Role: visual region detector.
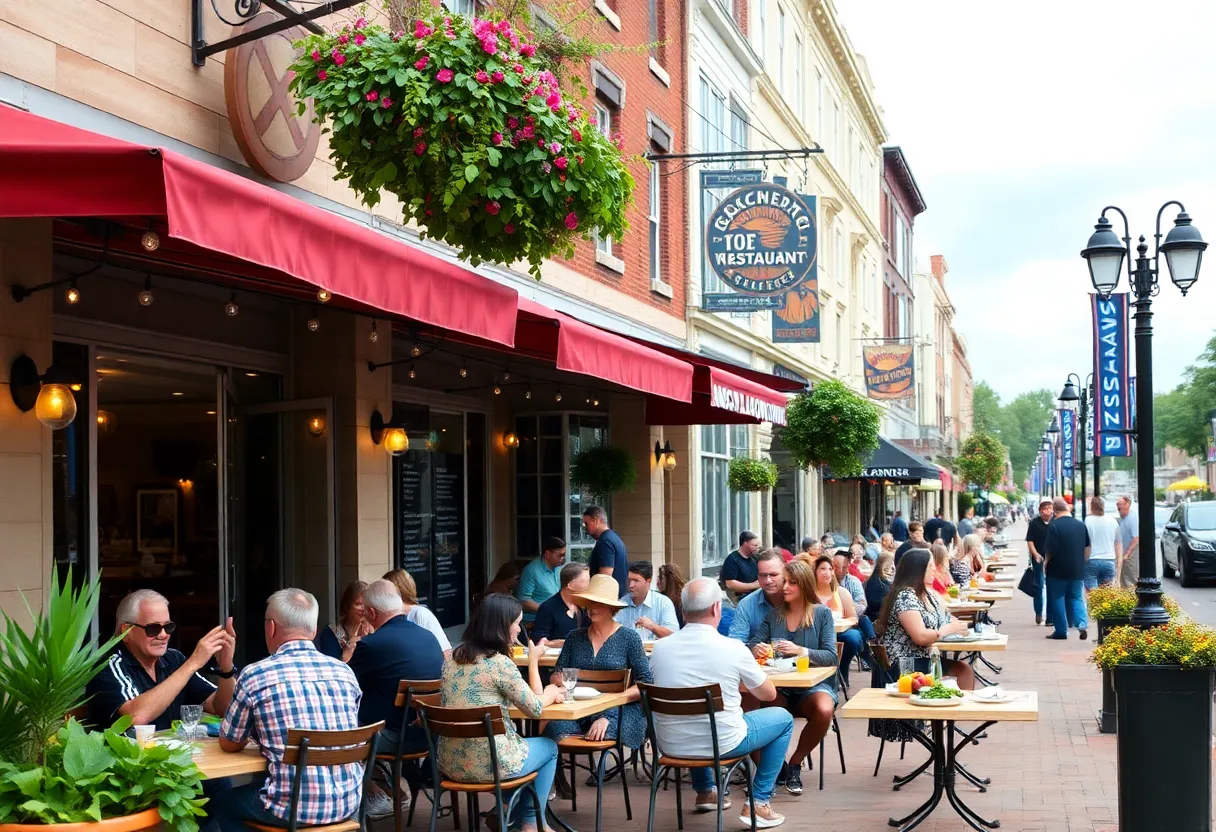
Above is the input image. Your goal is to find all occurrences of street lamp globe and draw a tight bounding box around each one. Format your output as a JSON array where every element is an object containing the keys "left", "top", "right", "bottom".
[
  {"left": 1160, "top": 210, "right": 1207, "bottom": 295},
  {"left": 1081, "top": 215, "right": 1126, "bottom": 297},
  {"left": 1058, "top": 380, "right": 1079, "bottom": 404},
  {"left": 1047, "top": 416, "right": 1060, "bottom": 435}
]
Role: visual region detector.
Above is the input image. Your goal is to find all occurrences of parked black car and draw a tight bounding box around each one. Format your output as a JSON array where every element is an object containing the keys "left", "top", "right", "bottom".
[{"left": 1162, "top": 502, "right": 1216, "bottom": 587}]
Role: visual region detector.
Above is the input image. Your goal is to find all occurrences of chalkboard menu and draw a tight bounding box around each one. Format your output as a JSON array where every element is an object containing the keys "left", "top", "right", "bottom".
[{"left": 393, "top": 446, "right": 466, "bottom": 628}]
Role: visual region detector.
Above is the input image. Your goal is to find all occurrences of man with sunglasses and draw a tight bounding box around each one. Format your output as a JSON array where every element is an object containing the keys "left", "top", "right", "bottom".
[{"left": 87, "top": 589, "right": 237, "bottom": 731}]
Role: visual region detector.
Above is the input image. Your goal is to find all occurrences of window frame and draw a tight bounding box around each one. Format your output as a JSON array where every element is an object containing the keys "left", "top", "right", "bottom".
[
  {"left": 700, "top": 424, "right": 751, "bottom": 571},
  {"left": 594, "top": 100, "right": 615, "bottom": 258}
]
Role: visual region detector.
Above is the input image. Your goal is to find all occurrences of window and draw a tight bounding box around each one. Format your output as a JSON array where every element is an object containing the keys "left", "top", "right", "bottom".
[
  {"left": 776, "top": 6, "right": 786, "bottom": 91},
  {"left": 834, "top": 223, "right": 845, "bottom": 286},
  {"left": 835, "top": 310, "right": 844, "bottom": 367},
  {"left": 649, "top": 154, "right": 661, "bottom": 285},
  {"left": 441, "top": 0, "right": 475, "bottom": 14},
  {"left": 700, "top": 76, "right": 729, "bottom": 294},
  {"left": 594, "top": 101, "right": 614, "bottom": 258},
  {"left": 700, "top": 424, "right": 751, "bottom": 569},
  {"left": 832, "top": 99, "right": 840, "bottom": 157},
  {"left": 815, "top": 69, "right": 825, "bottom": 144},
  {"left": 893, "top": 212, "right": 907, "bottom": 276},
  {"left": 649, "top": 0, "right": 665, "bottom": 63},
  {"left": 793, "top": 34, "right": 803, "bottom": 118},
  {"left": 755, "top": 0, "right": 766, "bottom": 58},
  {"left": 729, "top": 101, "right": 749, "bottom": 152}
]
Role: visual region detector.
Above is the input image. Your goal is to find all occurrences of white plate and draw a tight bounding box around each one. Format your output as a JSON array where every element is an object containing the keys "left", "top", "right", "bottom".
[
  {"left": 152, "top": 738, "right": 198, "bottom": 753},
  {"left": 908, "top": 694, "right": 965, "bottom": 707},
  {"left": 571, "top": 687, "right": 602, "bottom": 701},
  {"left": 884, "top": 683, "right": 911, "bottom": 698},
  {"left": 971, "top": 688, "right": 1019, "bottom": 704}
]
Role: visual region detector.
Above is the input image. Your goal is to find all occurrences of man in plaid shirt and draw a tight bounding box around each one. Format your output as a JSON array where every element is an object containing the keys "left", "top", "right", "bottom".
[{"left": 210, "top": 589, "right": 364, "bottom": 832}]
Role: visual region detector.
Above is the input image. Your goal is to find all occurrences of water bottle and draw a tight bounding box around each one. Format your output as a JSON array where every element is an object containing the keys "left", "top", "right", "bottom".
[{"left": 930, "top": 646, "right": 943, "bottom": 682}]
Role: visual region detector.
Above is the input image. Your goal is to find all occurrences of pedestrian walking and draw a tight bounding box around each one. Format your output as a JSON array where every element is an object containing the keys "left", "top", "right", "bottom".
[
  {"left": 1083, "top": 497, "right": 1121, "bottom": 591},
  {"left": 1044, "top": 497, "right": 1091, "bottom": 641},
  {"left": 1025, "top": 499, "right": 1053, "bottom": 625},
  {"left": 889, "top": 510, "right": 908, "bottom": 542},
  {"left": 1116, "top": 496, "right": 1140, "bottom": 588}
]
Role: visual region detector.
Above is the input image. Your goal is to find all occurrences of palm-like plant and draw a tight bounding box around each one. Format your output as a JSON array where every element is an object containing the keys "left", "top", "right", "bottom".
[{"left": 0, "top": 569, "right": 122, "bottom": 764}]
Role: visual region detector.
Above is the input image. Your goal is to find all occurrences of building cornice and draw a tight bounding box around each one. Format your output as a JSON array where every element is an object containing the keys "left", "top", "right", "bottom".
[
  {"left": 812, "top": 154, "right": 882, "bottom": 243},
  {"left": 757, "top": 75, "right": 813, "bottom": 148},
  {"left": 808, "top": 0, "right": 886, "bottom": 146},
  {"left": 694, "top": 0, "right": 764, "bottom": 78}
]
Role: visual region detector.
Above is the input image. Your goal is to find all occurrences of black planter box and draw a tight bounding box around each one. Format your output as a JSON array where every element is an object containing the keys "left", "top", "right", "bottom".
[
  {"left": 1114, "top": 664, "right": 1215, "bottom": 832},
  {"left": 1095, "top": 617, "right": 1130, "bottom": 734}
]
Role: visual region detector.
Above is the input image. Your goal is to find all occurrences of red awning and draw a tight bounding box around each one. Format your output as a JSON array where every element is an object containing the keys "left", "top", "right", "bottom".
[
  {"left": 515, "top": 300, "right": 693, "bottom": 402},
  {"left": 0, "top": 105, "right": 518, "bottom": 347},
  {"left": 624, "top": 337, "right": 806, "bottom": 393},
  {"left": 646, "top": 365, "right": 789, "bottom": 426},
  {"left": 936, "top": 464, "right": 954, "bottom": 491}
]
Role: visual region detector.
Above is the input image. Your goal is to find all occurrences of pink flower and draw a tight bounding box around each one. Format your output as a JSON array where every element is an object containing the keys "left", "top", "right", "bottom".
[
  {"left": 414, "top": 55, "right": 429, "bottom": 70},
  {"left": 413, "top": 126, "right": 425, "bottom": 138},
  {"left": 353, "top": 33, "right": 366, "bottom": 46},
  {"left": 541, "top": 161, "right": 552, "bottom": 174},
  {"left": 572, "top": 128, "right": 582, "bottom": 142},
  {"left": 549, "top": 141, "right": 562, "bottom": 153},
  {"left": 366, "top": 90, "right": 379, "bottom": 102},
  {"left": 354, "top": 17, "right": 367, "bottom": 28},
  {"left": 317, "top": 69, "right": 328, "bottom": 80},
  {"left": 523, "top": 75, "right": 534, "bottom": 85},
  {"left": 589, "top": 115, "right": 597, "bottom": 127},
  {"left": 381, "top": 97, "right": 393, "bottom": 108},
  {"left": 311, "top": 49, "right": 321, "bottom": 62},
  {"left": 414, "top": 141, "right": 427, "bottom": 155},
  {"left": 331, "top": 50, "right": 346, "bottom": 66},
  {"left": 504, "top": 223, "right": 515, "bottom": 234},
  {"left": 507, "top": 117, "right": 519, "bottom": 129},
  {"left": 391, "top": 31, "right": 402, "bottom": 42},
  {"left": 554, "top": 156, "right": 568, "bottom": 170},
  {"left": 491, "top": 70, "right": 504, "bottom": 83},
  {"left": 436, "top": 68, "right": 454, "bottom": 83},
  {"left": 492, "top": 132, "right": 503, "bottom": 145},
  {"left": 524, "top": 115, "right": 535, "bottom": 126},
  {"left": 481, "top": 37, "right": 498, "bottom": 55},
  {"left": 337, "top": 34, "right": 349, "bottom": 45},
  {"left": 560, "top": 173, "right": 567, "bottom": 182},
  {"left": 513, "top": 63, "right": 524, "bottom": 73},
  {"left": 568, "top": 111, "right": 578, "bottom": 123},
  {"left": 577, "top": 155, "right": 584, "bottom": 165},
  {"left": 538, "top": 138, "right": 546, "bottom": 148},
  {"left": 520, "top": 43, "right": 536, "bottom": 57},
  {"left": 425, "top": 208, "right": 433, "bottom": 217},
  {"left": 475, "top": 70, "right": 490, "bottom": 83},
  {"left": 486, "top": 201, "right": 500, "bottom": 215},
  {"left": 413, "top": 20, "right": 433, "bottom": 38},
  {"left": 564, "top": 212, "right": 579, "bottom": 230}
]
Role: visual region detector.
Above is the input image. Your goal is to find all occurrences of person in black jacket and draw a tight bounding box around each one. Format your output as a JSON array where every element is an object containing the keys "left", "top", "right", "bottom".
[
  {"left": 864, "top": 553, "right": 895, "bottom": 622},
  {"left": 532, "top": 562, "right": 591, "bottom": 645}
]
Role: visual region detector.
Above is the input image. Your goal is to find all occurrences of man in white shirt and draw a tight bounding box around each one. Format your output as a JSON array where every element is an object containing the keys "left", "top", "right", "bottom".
[
  {"left": 615, "top": 561, "right": 679, "bottom": 639},
  {"left": 1116, "top": 496, "right": 1140, "bottom": 588},
  {"left": 648, "top": 578, "right": 793, "bottom": 829},
  {"left": 1084, "top": 496, "right": 1122, "bottom": 590}
]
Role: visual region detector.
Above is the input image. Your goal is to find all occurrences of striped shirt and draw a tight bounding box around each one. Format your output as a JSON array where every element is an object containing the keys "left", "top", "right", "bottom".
[
  {"left": 220, "top": 640, "right": 364, "bottom": 825},
  {"left": 85, "top": 644, "right": 217, "bottom": 731}
]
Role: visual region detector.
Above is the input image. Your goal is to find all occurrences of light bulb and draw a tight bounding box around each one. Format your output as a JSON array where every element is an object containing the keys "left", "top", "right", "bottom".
[
  {"left": 593, "top": 399, "right": 600, "bottom": 407},
  {"left": 369, "top": 321, "right": 379, "bottom": 343},
  {"left": 225, "top": 294, "right": 239, "bottom": 316},
  {"left": 411, "top": 343, "right": 422, "bottom": 357},
  {"left": 382, "top": 427, "right": 409, "bottom": 455},
  {"left": 317, "top": 289, "right": 333, "bottom": 303},
  {"left": 525, "top": 389, "right": 533, "bottom": 400},
  {"left": 140, "top": 230, "right": 160, "bottom": 252},
  {"left": 35, "top": 384, "right": 77, "bottom": 430},
  {"left": 66, "top": 284, "right": 80, "bottom": 304},
  {"left": 459, "top": 365, "right": 468, "bottom": 378},
  {"left": 408, "top": 365, "right": 417, "bottom": 379},
  {"left": 138, "top": 277, "right": 153, "bottom": 306},
  {"left": 503, "top": 371, "right": 511, "bottom": 382},
  {"left": 555, "top": 390, "right": 563, "bottom": 402},
  {"left": 308, "top": 318, "right": 320, "bottom": 332},
  {"left": 494, "top": 385, "right": 502, "bottom": 395}
]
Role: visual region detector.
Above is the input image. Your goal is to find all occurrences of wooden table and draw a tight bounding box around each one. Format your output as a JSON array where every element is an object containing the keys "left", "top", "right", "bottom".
[
  {"left": 932, "top": 633, "right": 1007, "bottom": 652},
  {"left": 513, "top": 642, "right": 654, "bottom": 668},
  {"left": 962, "top": 588, "right": 1013, "bottom": 602},
  {"left": 763, "top": 665, "right": 836, "bottom": 689},
  {"left": 945, "top": 601, "right": 991, "bottom": 616},
  {"left": 193, "top": 739, "right": 267, "bottom": 780},
  {"left": 835, "top": 617, "right": 858, "bottom": 633},
  {"left": 508, "top": 690, "right": 631, "bottom": 721},
  {"left": 840, "top": 687, "right": 1038, "bottom": 831}
]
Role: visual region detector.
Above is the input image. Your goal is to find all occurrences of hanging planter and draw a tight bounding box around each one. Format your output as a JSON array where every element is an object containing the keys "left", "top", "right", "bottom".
[
  {"left": 779, "top": 380, "right": 880, "bottom": 479},
  {"left": 727, "top": 457, "right": 779, "bottom": 493},
  {"left": 290, "top": 14, "right": 634, "bottom": 278},
  {"left": 570, "top": 445, "right": 636, "bottom": 496},
  {"left": 957, "top": 431, "right": 1007, "bottom": 489}
]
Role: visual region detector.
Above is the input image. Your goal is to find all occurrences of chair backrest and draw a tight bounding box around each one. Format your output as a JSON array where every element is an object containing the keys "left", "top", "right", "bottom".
[
  {"left": 417, "top": 702, "right": 508, "bottom": 739},
  {"left": 869, "top": 642, "right": 892, "bottom": 675},
  {"left": 568, "top": 668, "right": 631, "bottom": 694},
  {"left": 283, "top": 722, "right": 384, "bottom": 767},
  {"left": 394, "top": 678, "right": 442, "bottom": 708},
  {"left": 636, "top": 682, "right": 731, "bottom": 764}
]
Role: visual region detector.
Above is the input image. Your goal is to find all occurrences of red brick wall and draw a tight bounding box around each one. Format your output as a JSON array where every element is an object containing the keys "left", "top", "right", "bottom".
[{"left": 537, "top": 0, "right": 688, "bottom": 321}]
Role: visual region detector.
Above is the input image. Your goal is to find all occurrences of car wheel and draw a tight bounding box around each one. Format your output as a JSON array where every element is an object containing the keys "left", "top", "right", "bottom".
[
  {"left": 1163, "top": 551, "right": 1177, "bottom": 579},
  {"left": 1179, "top": 548, "right": 1197, "bottom": 588}
]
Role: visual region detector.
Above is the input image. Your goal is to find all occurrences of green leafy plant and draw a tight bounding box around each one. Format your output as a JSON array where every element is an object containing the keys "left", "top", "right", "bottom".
[
  {"left": 1091, "top": 621, "right": 1216, "bottom": 670},
  {"left": 1088, "top": 586, "right": 1181, "bottom": 621},
  {"left": 289, "top": 12, "right": 634, "bottom": 278},
  {"left": 0, "top": 717, "right": 206, "bottom": 832},
  {"left": 780, "top": 381, "right": 881, "bottom": 479},
  {"left": 727, "top": 457, "right": 779, "bottom": 492},
  {"left": 957, "top": 431, "right": 1007, "bottom": 488},
  {"left": 957, "top": 492, "right": 975, "bottom": 515},
  {"left": 570, "top": 445, "right": 636, "bottom": 496}
]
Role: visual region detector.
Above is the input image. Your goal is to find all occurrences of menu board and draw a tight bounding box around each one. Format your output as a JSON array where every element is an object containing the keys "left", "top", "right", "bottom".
[
  {"left": 431, "top": 453, "right": 466, "bottom": 628},
  {"left": 394, "top": 448, "right": 432, "bottom": 605}
]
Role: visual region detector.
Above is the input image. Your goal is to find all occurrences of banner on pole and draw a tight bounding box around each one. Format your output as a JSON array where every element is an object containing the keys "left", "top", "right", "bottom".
[
  {"left": 862, "top": 343, "right": 915, "bottom": 400},
  {"left": 1046, "top": 445, "right": 1055, "bottom": 485},
  {"left": 1061, "top": 409, "right": 1076, "bottom": 477},
  {"left": 1092, "top": 293, "right": 1133, "bottom": 457}
]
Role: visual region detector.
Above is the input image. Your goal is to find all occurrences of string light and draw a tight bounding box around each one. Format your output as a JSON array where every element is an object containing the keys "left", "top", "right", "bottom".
[
  {"left": 459, "top": 364, "right": 468, "bottom": 378},
  {"left": 138, "top": 276, "right": 153, "bottom": 307},
  {"left": 66, "top": 281, "right": 80, "bottom": 304},
  {"left": 140, "top": 229, "right": 160, "bottom": 252},
  {"left": 493, "top": 385, "right": 502, "bottom": 395},
  {"left": 307, "top": 306, "right": 320, "bottom": 332},
  {"left": 408, "top": 365, "right": 417, "bottom": 380},
  {"left": 317, "top": 289, "right": 333, "bottom": 303},
  {"left": 593, "top": 399, "right": 600, "bottom": 407},
  {"left": 503, "top": 370, "right": 511, "bottom": 382},
  {"left": 411, "top": 342, "right": 422, "bottom": 357},
  {"left": 225, "top": 293, "right": 239, "bottom": 317},
  {"left": 555, "top": 389, "right": 563, "bottom": 402},
  {"left": 525, "top": 388, "right": 533, "bottom": 400},
  {"left": 369, "top": 320, "right": 378, "bottom": 343}
]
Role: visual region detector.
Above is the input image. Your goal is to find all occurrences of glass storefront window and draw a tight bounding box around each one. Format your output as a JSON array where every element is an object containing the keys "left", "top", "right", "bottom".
[{"left": 700, "top": 424, "right": 751, "bottom": 569}]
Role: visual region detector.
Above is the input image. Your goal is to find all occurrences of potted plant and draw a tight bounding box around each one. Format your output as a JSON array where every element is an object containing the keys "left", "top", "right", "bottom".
[
  {"left": 1091, "top": 621, "right": 1215, "bottom": 831},
  {"left": 727, "top": 457, "right": 779, "bottom": 493},
  {"left": 779, "top": 381, "right": 880, "bottom": 478},
  {"left": 1088, "top": 587, "right": 1180, "bottom": 733},
  {"left": 0, "top": 571, "right": 206, "bottom": 831},
  {"left": 570, "top": 445, "right": 636, "bottom": 497}
]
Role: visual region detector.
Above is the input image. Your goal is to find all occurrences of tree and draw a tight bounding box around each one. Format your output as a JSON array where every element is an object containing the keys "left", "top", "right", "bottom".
[
  {"left": 957, "top": 431, "right": 1008, "bottom": 489},
  {"left": 1001, "top": 389, "right": 1056, "bottom": 479},
  {"left": 971, "top": 381, "right": 1005, "bottom": 434},
  {"left": 1154, "top": 386, "right": 1206, "bottom": 457}
]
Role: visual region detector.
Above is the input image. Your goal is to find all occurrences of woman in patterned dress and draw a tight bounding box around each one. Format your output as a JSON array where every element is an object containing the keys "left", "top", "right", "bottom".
[{"left": 438, "top": 594, "right": 567, "bottom": 832}]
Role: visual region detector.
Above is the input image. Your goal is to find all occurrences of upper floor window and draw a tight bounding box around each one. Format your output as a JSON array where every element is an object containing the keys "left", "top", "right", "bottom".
[
  {"left": 815, "top": 69, "right": 826, "bottom": 145},
  {"left": 793, "top": 34, "right": 804, "bottom": 118},
  {"left": 442, "top": 0, "right": 476, "bottom": 14},
  {"left": 777, "top": 6, "right": 786, "bottom": 91},
  {"left": 893, "top": 212, "right": 907, "bottom": 276}
]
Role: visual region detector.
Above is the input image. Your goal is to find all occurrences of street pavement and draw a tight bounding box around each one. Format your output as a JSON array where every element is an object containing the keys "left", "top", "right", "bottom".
[{"left": 386, "top": 519, "right": 1129, "bottom": 832}]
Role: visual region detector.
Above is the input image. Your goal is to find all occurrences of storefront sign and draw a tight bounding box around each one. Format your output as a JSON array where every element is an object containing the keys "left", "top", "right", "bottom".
[
  {"left": 1092, "top": 293, "right": 1133, "bottom": 457},
  {"left": 862, "top": 344, "right": 915, "bottom": 400},
  {"left": 1061, "top": 408, "right": 1075, "bottom": 477},
  {"left": 394, "top": 444, "right": 468, "bottom": 628},
  {"left": 224, "top": 11, "right": 321, "bottom": 182},
  {"left": 864, "top": 467, "right": 914, "bottom": 478},
  {"left": 710, "top": 381, "right": 787, "bottom": 426}
]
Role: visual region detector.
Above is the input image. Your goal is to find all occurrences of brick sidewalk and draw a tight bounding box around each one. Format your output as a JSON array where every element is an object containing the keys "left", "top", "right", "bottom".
[{"left": 387, "top": 524, "right": 1120, "bottom": 832}]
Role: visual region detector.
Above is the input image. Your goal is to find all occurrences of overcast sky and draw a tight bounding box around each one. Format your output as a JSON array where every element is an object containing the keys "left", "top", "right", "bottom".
[{"left": 838, "top": 1, "right": 1216, "bottom": 404}]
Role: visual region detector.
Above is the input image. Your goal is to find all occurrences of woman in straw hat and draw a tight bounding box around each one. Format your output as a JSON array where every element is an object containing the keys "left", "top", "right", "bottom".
[{"left": 545, "top": 573, "right": 653, "bottom": 760}]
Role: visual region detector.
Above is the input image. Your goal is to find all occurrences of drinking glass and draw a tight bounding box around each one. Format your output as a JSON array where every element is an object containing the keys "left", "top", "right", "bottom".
[
  {"left": 898, "top": 657, "right": 915, "bottom": 679},
  {"left": 180, "top": 705, "right": 202, "bottom": 740},
  {"left": 562, "top": 667, "right": 579, "bottom": 699},
  {"left": 795, "top": 655, "right": 810, "bottom": 673}
]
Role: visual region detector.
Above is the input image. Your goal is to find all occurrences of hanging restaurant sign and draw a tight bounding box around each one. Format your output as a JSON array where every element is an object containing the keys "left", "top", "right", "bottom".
[{"left": 862, "top": 343, "right": 915, "bottom": 400}]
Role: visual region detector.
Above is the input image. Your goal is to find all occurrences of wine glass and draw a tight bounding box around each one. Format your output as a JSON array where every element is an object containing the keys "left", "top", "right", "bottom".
[
  {"left": 180, "top": 704, "right": 203, "bottom": 740},
  {"left": 562, "top": 667, "right": 579, "bottom": 699}
]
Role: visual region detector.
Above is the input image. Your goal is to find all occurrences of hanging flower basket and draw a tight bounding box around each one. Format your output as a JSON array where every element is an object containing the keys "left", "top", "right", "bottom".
[
  {"left": 779, "top": 380, "right": 880, "bottom": 479},
  {"left": 570, "top": 445, "right": 636, "bottom": 496},
  {"left": 290, "top": 14, "right": 634, "bottom": 278},
  {"left": 727, "top": 457, "right": 779, "bottom": 492}
]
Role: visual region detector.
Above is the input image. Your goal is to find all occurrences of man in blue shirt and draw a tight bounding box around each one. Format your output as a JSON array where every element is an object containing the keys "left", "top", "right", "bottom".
[
  {"left": 584, "top": 505, "right": 629, "bottom": 598},
  {"left": 889, "top": 511, "right": 909, "bottom": 542},
  {"left": 517, "top": 537, "right": 567, "bottom": 621},
  {"left": 728, "top": 549, "right": 787, "bottom": 642},
  {"left": 616, "top": 560, "right": 680, "bottom": 638}
]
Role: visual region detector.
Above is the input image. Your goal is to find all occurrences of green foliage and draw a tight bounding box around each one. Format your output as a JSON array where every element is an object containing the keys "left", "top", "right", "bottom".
[
  {"left": 969, "top": 383, "right": 1055, "bottom": 481},
  {"left": 1088, "top": 586, "right": 1181, "bottom": 621},
  {"left": 957, "top": 431, "right": 1007, "bottom": 488},
  {"left": 727, "top": 457, "right": 779, "bottom": 492},
  {"left": 0, "top": 569, "right": 123, "bottom": 765},
  {"left": 781, "top": 381, "right": 881, "bottom": 479},
  {"left": 1091, "top": 621, "right": 1216, "bottom": 670},
  {"left": 289, "top": 12, "right": 634, "bottom": 279},
  {"left": 957, "top": 492, "right": 975, "bottom": 514},
  {"left": 1155, "top": 384, "right": 1209, "bottom": 458},
  {"left": 0, "top": 717, "right": 206, "bottom": 832},
  {"left": 569, "top": 445, "right": 636, "bottom": 496},
  {"left": 1154, "top": 486, "right": 1167, "bottom": 502}
]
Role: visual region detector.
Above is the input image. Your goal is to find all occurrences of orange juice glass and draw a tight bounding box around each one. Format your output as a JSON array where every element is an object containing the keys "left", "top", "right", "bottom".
[{"left": 795, "top": 655, "right": 810, "bottom": 673}]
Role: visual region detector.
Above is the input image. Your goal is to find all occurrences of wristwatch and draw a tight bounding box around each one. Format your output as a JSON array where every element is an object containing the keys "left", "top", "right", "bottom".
[{"left": 216, "top": 665, "right": 238, "bottom": 679}]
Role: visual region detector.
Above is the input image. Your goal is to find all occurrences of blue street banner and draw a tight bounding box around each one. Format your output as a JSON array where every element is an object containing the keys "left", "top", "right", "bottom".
[
  {"left": 1046, "top": 445, "right": 1055, "bottom": 485},
  {"left": 862, "top": 343, "right": 915, "bottom": 400},
  {"left": 1061, "top": 409, "right": 1076, "bottom": 477},
  {"left": 1092, "top": 293, "right": 1133, "bottom": 457}
]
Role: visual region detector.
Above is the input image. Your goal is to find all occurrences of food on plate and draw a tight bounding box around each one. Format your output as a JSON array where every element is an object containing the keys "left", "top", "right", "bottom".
[
  {"left": 947, "top": 585, "right": 960, "bottom": 598},
  {"left": 915, "top": 682, "right": 965, "bottom": 700},
  {"left": 899, "top": 671, "right": 936, "bottom": 693}
]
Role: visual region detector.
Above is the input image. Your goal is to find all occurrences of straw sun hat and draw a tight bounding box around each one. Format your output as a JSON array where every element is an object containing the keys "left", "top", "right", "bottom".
[{"left": 572, "top": 573, "right": 627, "bottom": 609}]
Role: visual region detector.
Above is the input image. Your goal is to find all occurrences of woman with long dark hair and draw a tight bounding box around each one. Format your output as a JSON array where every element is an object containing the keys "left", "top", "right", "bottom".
[
  {"left": 440, "top": 594, "right": 567, "bottom": 832},
  {"left": 657, "top": 563, "right": 687, "bottom": 627},
  {"left": 315, "top": 580, "right": 371, "bottom": 661},
  {"left": 864, "top": 552, "right": 895, "bottom": 623}
]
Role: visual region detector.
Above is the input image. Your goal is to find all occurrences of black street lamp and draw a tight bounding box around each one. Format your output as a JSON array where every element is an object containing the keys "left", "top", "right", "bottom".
[
  {"left": 1081, "top": 203, "right": 1207, "bottom": 627},
  {"left": 1047, "top": 417, "right": 1061, "bottom": 499},
  {"left": 1058, "top": 374, "right": 1096, "bottom": 519},
  {"left": 1040, "top": 436, "right": 1053, "bottom": 497}
]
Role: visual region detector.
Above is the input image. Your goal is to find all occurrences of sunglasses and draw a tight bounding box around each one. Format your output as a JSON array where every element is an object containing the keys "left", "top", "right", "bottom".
[{"left": 126, "top": 621, "right": 177, "bottom": 638}]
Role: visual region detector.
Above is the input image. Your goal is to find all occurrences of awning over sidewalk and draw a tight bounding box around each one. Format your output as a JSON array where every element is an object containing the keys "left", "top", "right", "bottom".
[
  {"left": 0, "top": 105, "right": 518, "bottom": 347},
  {"left": 936, "top": 464, "right": 955, "bottom": 491},
  {"left": 826, "top": 438, "right": 940, "bottom": 483},
  {"left": 645, "top": 365, "right": 790, "bottom": 426}
]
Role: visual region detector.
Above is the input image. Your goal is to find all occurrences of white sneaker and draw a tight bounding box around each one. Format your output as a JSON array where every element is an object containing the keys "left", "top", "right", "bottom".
[
  {"left": 366, "top": 790, "right": 395, "bottom": 819},
  {"left": 739, "top": 803, "right": 785, "bottom": 828}
]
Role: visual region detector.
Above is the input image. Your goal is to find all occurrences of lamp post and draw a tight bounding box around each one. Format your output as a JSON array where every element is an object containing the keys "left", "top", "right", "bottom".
[
  {"left": 1047, "top": 416, "right": 1062, "bottom": 499},
  {"left": 1081, "top": 203, "right": 1207, "bottom": 627},
  {"left": 1041, "top": 436, "right": 1053, "bottom": 497},
  {"left": 1058, "top": 374, "right": 1095, "bottom": 519}
]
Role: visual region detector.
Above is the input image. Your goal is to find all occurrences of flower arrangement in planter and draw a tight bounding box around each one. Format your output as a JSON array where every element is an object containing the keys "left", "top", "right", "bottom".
[
  {"left": 1090, "top": 621, "right": 1216, "bottom": 670},
  {"left": 289, "top": 13, "right": 634, "bottom": 278},
  {"left": 779, "top": 380, "right": 880, "bottom": 479},
  {"left": 570, "top": 445, "right": 636, "bottom": 496},
  {"left": 727, "top": 457, "right": 779, "bottom": 493},
  {"left": 1087, "top": 586, "right": 1181, "bottom": 624}
]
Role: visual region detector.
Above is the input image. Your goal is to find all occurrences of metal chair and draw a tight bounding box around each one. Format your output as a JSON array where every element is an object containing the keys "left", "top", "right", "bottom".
[
  {"left": 867, "top": 643, "right": 910, "bottom": 778},
  {"left": 554, "top": 668, "right": 633, "bottom": 832},
  {"left": 244, "top": 721, "right": 383, "bottom": 832},
  {"left": 417, "top": 702, "right": 545, "bottom": 832},
  {"left": 372, "top": 680, "right": 460, "bottom": 832},
  {"left": 637, "top": 682, "right": 757, "bottom": 832}
]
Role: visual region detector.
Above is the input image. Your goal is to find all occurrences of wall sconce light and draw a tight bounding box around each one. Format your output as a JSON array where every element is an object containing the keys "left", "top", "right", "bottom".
[
  {"left": 96, "top": 410, "right": 116, "bottom": 435},
  {"left": 502, "top": 432, "right": 519, "bottom": 449},
  {"left": 10, "top": 355, "right": 78, "bottom": 430},
  {"left": 307, "top": 415, "right": 327, "bottom": 437},
  {"left": 654, "top": 440, "right": 677, "bottom": 472},
  {"left": 370, "top": 409, "right": 409, "bottom": 455}
]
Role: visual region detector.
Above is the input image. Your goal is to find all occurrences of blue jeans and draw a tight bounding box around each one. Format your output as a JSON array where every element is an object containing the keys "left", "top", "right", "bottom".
[
  {"left": 501, "top": 736, "right": 557, "bottom": 824},
  {"left": 1084, "top": 559, "right": 1117, "bottom": 590},
  {"left": 1031, "top": 558, "right": 1046, "bottom": 618},
  {"left": 689, "top": 707, "right": 794, "bottom": 804},
  {"left": 1045, "top": 576, "right": 1087, "bottom": 637},
  {"left": 836, "top": 628, "right": 866, "bottom": 683},
  {"left": 205, "top": 777, "right": 291, "bottom": 832}
]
